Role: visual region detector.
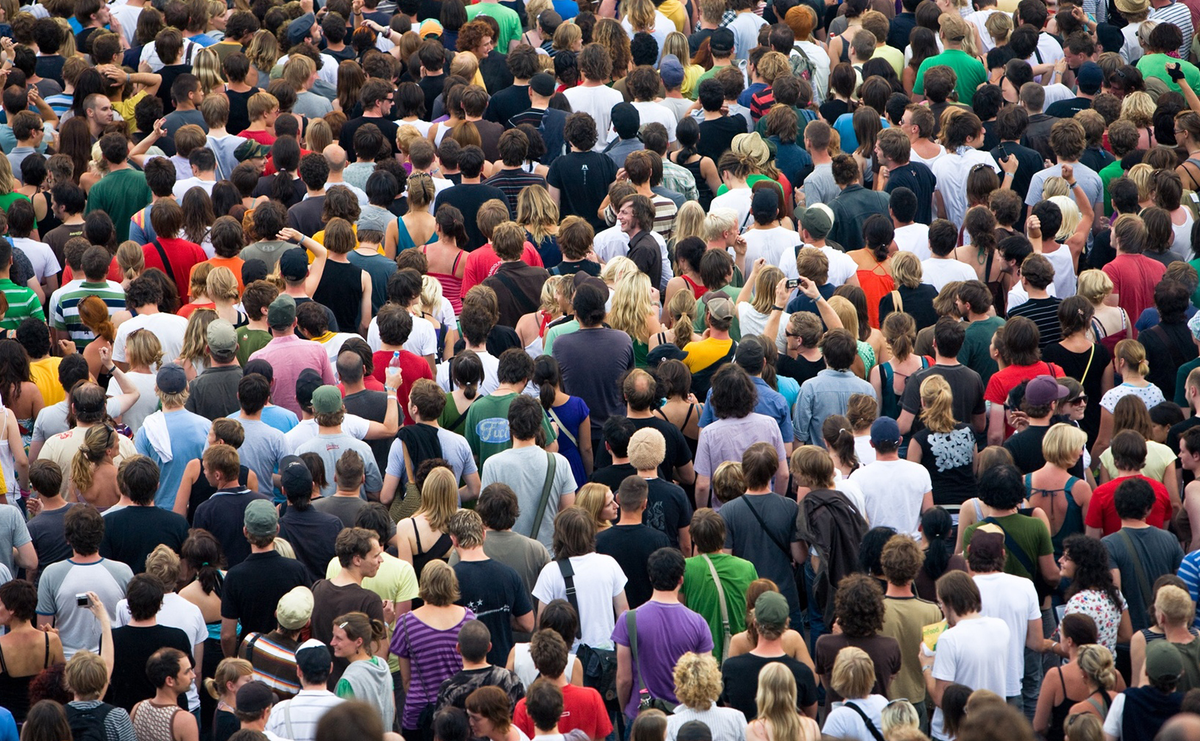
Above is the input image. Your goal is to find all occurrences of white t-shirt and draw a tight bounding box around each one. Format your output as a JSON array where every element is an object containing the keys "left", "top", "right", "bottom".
[
  {"left": 930, "top": 616, "right": 1011, "bottom": 740},
  {"left": 532, "top": 552, "right": 627, "bottom": 650},
  {"left": 894, "top": 226, "right": 931, "bottom": 260},
  {"left": 435, "top": 350, "right": 501, "bottom": 397},
  {"left": 115, "top": 593, "right": 206, "bottom": 711},
  {"left": 710, "top": 189, "right": 754, "bottom": 231},
  {"left": 1006, "top": 279, "right": 1057, "bottom": 311},
  {"left": 909, "top": 143, "right": 947, "bottom": 170},
  {"left": 283, "top": 414, "right": 371, "bottom": 453},
  {"left": 849, "top": 459, "right": 931, "bottom": 538},
  {"left": 922, "top": 257, "right": 978, "bottom": 292},
  {"left": 1042, "top": 245, "right": 1077, "bottom": 298},
  {"left": 833, "top": 471, "right": 868, "bottom": 522},
  {"left": 140, "top": 37, "right": 199, "bottom": 71},
  {"left": 966, "top": 8, "right": 1005, "bottom": 50},
  {"left": 1102, "top": 693, "right": 1129, "bottom": 740},
  {"left": 932, "top": 148, "right": 1000, "bottom": 229},
  {"left": 973, "top": 572, "right": 1040, "bottom": 696},
  {"left": 109, "top": 2, "right": 143, "bottom": 45},
  {"left": 112, "top": 311, "right": 189, "bottom": 367},
  {"left": 563, "top": 85, "right": 625, "bottom": 152},
  {"left": 631, "top": 101, "right": 678, "bottom": 143},
  {"left": 823, "top": 695, "right": 889, "bottom": 741},
  {"left": 744, "top": 226, "right": 802, "bottom": 269},
  {"left": 367, "top": 312, "right": 437, "bottom": 357},
  {"left": 13, "top": 237, "right": 60, "bottom": 282},
  {"left": 172, "top": 177, "right": 217, "bottom": 201}
]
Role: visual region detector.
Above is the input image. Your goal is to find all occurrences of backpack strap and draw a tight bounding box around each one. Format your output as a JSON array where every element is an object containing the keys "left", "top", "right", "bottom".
[
  {"left": 1118, "top": 528, "right": 1154, "bottom": 618},
  {"left": 557, "top": 557, "right": 582, "bottom": 639},
  {"left": 979, "top": 517, "right": 1038, "bottom": 576},
  {"left": 843, "top": 701, "right": 887, "bottom": 741},
  {"left": 151, "top": 239, "right": 175, "bottom": 287},
  {"left": 626, "top": 609, "right": 647, "bottom": 698},
  {"left": 493, "top": 269, "right": 539, "bottom": 316}
]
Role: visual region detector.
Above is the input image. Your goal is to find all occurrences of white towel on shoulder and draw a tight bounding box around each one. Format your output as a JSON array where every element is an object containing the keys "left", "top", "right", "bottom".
[{"left": 141, "top": 412, "right": 173, "bottom": 463}]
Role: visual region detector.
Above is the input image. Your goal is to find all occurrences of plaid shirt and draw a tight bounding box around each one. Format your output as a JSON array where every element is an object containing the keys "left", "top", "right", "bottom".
[{"left": 662, "top": 158, "right": 699, "bottom": 201}]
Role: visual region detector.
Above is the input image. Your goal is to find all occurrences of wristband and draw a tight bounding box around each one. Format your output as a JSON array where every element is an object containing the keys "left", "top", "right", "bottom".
[{"left": 772, "top": 304, "right": 785, "bottom": 311}]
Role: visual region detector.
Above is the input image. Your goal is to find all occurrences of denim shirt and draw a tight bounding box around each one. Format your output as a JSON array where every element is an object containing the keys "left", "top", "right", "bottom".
[{"left": 793, "top": 369, "right": 876, "bottom": 445}]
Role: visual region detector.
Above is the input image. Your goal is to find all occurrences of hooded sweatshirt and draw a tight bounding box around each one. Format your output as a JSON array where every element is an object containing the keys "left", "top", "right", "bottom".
[{"left": 335, "top": 657, "right": 394, "bottom": 730}]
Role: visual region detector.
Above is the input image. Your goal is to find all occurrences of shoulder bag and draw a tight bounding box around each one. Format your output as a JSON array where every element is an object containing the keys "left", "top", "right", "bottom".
[
  {"left": 559, "top": 558, "right": 619, "bottom": 711},
  {"left": 843, "top": 701, "right": 886, "bottom": 741},
  {"left": 627, "top": 609, "right": 677, "bottom": 713},
  {"left": 528, "top": 451, "right": 557, "bottom": 542},
  {"left": 701, "top": 554, "right": 732, "bottom": 662}
]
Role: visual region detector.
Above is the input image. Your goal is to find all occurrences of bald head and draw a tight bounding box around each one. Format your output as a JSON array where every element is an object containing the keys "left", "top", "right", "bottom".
[
  {"left": 1158, "top": 715, "right": 1200, "bottom": 741},
  {"left": 323, "top": 144, "right": 348, "bottom": 172}
]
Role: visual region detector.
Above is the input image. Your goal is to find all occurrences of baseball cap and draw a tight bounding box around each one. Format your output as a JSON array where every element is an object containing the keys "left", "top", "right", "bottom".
[
  {"left": 611, "top": 102, "right": 640, "bottom": 139},
  {"left": 659, "top": 54, "right": 684, "bottom": 88},
  {"left": 753, "top": 591, "right": 789, "bottom": 628},
  {"left": 275, "top": 586, "right": 314, "bottom": 631},
  {"left": 418, "top": 18, "right": 443, "bottom": 38},
  {"left": 279, "top": 248, "right": 309, "bottom": 282},
  {"left": 1146, "top": 639, "right": 1184, "bottom": 682},
  {"left": 1025, "top": 375, "right": 1070, "bottom": 406},
  {"left": 968, "top": 527, "right": 1006, "bottom": 566},
  {"left": 710, "top": 28, "right": 735, "bottom": 55},
  {"left": 734, "top": 336, "right": 766, "bottom": 373},
  {"left": 241, "top": 258, "right": 268, "bottom": 286},
  {"left": 207, "top": 319, "right": 238, "bottom": 355},
  {"left": 295, "top": 638, "right": 332, "bottom": 677},
  {"left": 287, "top": 12, "right": 316, "bottom": 47},
  {"left": 870, "top": 416, "right": 901, "bottom": 445},
  {"left": 1076, "top": 61, "right": 1103, "bottom": 95},
  {"left": 267, "top": 294, "right": 297, "bottom": 329},
  {"left": 235, "top": 681, "right": 277, "bottom": 716},
  {"left": 234, "top": 140, "right": 271, "bottom": 162},
  {"left": 280, "top": 455, "right": 314, "bottom": 498},
  {"left": 244, "top": 499, "right": 279, "bottom": 539},
  {"left": 245, "top": 358, "right": 275, "bottom": 383},
  {"left": 705, "top": 296, "right": 735, "bottom": 322},
  {"left": 677, "top": 722, "right": 713, "bottom": 741},
  {"left": 295, "top": 368, "right": 324, "bottom": 412},
  {"left": 802, "top": 204, "right": 835, "bottom": 237},
  {"left": 156, "top": 363, "right": 188, "bottom": 394},
  {"left": 530, "top": 72, "right": 556, "bottom": 97},
  {"left": 311, "top": 385, "right": 344, "bottom": 415}
]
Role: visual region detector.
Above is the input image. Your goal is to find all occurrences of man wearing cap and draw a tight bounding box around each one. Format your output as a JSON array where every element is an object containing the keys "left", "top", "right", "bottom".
[
  {"left": 719, "top": 591, "right": 818, "bottom": 720},
  {"left": 507, "top": 73, "right": 567, "bottom": 165},
  {"left": 108, "top": 574, "right": 196, "bottom": 712},
  {"left": 913, "top": 13, "right": 987, "bottom": 105},
  {"left": 37, "top": 383, "right": 138, "bottom": 496},
  {"left": 1047, "top": 61, "right": 1104, "bottom": 117},
  {"left": 293, "top": 387, "right": 385, "bottom": 499},
  {"left": 778, "top": 207, "right": 858, "bottom": 288},
  {"left": 1104, "top": 640, "right": 1186, "bottom": 740},
  {"left": 233, "top": 681, "right": 286, "bottom": 741},
  {"left": 793, "top": 329, "right": 875, "bottom": 447},
  {"left": 133, "top": 363, "right": 213, "bottom": 508},
  {"left": 183, "top": 319, "right": 243, "bottom": 421},
  {"left": 221, "top": 498, "right": 312, "bottom": 658},
  {"left": 247, "top": 294, "right": 336, "bottom": 417},
  {"left": 100, "top": 456, "right": 189, "bottom": 574},
  {"left": 849, "top": 417, "right": 933, "bottom": 537},
  {"left": 264, "top": 640, "right": 345, "bottom": 741},
  {"left": 603, "top": 103, "right": 645, "bottom": 168},
  {"left": 283, "top": 369, "right": 397, "bottom": 453},
  {"left": 680, "top": 296, "right": 738, "bottom": 400},
  {"left": 276, "top": 16, "right": 338, "bottom": 90},
  {"left": 1002, "top": 375, "right": 1083, "bottom": 475},
  {"left": 240, "top": 587, "right": 315, "bottom": 699},
  {"left": 696, "top": 28, "right": 737, "bottom": 88},
  {"left": 277, "top": 457, "right": 343, "bottom": 582}
]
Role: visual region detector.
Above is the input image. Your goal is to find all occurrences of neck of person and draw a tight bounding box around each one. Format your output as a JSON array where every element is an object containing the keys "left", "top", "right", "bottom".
[
  {"left": 947, "top": 609, "right": 980, "bottom": 626},
  {"left": 1024, "top": 283, "right": 1050, "bottom": 299},
  {"left": 885, "top": 580, "right": 914, "bottom": 598},
  {"left": 616, "top": 508, "right": 643, "bottom": 526},
  {"left": 1121, "top": 516, "right": 1151, "bottom": 529},
  {"left": 72, "top": 549, "right": 102, "bottom": 564},
  {"left": 511, "top": 435, "right": 539, "bottom": 449},
  {"left": 751, "top": 635, "right": 785, "bottom": 657},
  {"left": 707, "top": 327, "right": 731, "bottom": 340},
  {"left": 456, "top": 544, "right": 488, "bottom": 562},
  {"left": 317, "top": 422, "right": 343, "bottom": 434},
  {"left": 334, "top": 567, "right": 364, "bottom": 585},
  {"left": 650, "top": 587, "right": 680, "bottom": 604},
  {"left": 610, "top": 454, "right": 630, "bottom": 466},
  {"left": 155, "top": 688, "right": 182, "bottom": 706},
  {"left": 127, "top": 615, "right": 157, "bottom": 628},
  {"left": 934, "top": 352, "right": 960, "bottom": 366}
]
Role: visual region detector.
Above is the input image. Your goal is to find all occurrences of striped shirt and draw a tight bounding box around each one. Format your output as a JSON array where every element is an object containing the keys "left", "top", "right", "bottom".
[
  {"left": 263, "top": 690, "right": 345, "bottom": 741},
  {"left": 50, "top": 280, "right": 127, "bottom": 351},
  {"left": 485, "top": 168, "right": 547, "bottom": 215},
  {"left": 1178, "top": 550, "right": 1200, "bottom": 630},
  {"left": 0, "top": 277, "right": 45, "bottom": 330},
  {"left": 1006, "top": 296, "right": 1063, "bottom": 349},
  {"left": 239, "top": 631, "right": 303, "bottom": 698},
  {"left": 1150, "top": 1, "right": 1193, "bottom": 57},
  {"left": 45, "top": 93, "right": 72, "bottom": 118},
  {"left": 391, "top": 609, "right": 475, "bottom": 730}
]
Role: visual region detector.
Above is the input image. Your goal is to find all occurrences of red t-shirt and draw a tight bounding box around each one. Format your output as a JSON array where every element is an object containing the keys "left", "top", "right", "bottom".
[
  {"left": 371, "top": 349, "right": 434, "bottom": 424},
  {"left": 461, "top": 241, "right": 545, "bottom": 296},
  {"left": 338, "top": 378, "right": 385, "bottom": 395},
  {"left": 513, "top": 683, "right": 613, "bottom": 740},
  {"left": 1085, "top": 474, "right": 1173, "bottom": 536},
  {"left": 62, "top": 258, "right": 124, "bottom": 284},
  {"left": 241, "top": 129, "right": 276, "bottom": 146},
  {"left": 1102, "top": 254, "right": 1166, "bottom": 338},
  {"left": 143, "top": 237, "right": 208, "bottom": 302},
  {"left": 984, "top": 360, "right": 1065, "bottom": 438}
]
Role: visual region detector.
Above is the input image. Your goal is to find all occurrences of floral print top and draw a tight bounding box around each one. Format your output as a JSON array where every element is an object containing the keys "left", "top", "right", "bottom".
[{"left": 1065, "top": 588, "right": 1127, "bottom": 653}]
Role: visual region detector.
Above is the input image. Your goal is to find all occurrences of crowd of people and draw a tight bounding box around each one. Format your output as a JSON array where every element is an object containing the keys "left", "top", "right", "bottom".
[{"left": 3, "top": 0, "right": 1200, "bottom": 739}]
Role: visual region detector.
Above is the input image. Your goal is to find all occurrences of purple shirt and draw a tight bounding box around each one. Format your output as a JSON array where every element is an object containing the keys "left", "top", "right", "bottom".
[
  {"left": 694, "top": 413, "right": 787, "bottom": 511},
  {"left": 247, "top": 334, "right": 335, "bottom": 416},
  {"left": 611, "top": 601, "right": 713, "bottom": 719},
  {"left": 391, "top": 608, "right": 475, "bottom": 730}
]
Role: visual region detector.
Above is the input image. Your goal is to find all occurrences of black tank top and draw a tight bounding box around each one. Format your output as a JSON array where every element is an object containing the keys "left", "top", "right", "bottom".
[
  {"left": 677, "top": 157, "right": 713, "bottom": 209},
  {"left": 225, "top": 87, "right": 258, "bottom": 135},
  {"left": 313, "top": 260, "right": 366, "bottom": 335}
]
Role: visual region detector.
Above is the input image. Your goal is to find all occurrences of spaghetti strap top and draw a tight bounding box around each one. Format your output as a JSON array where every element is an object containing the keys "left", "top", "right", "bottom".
[
  {"left": 424, "top": 247, "right": 465, "bottom": 314},
  {"left": 1024, "top": 473, "right": 1085, "bottom": 556},
  {"left": 1047, "top": 667, "right": 1084, "bottom": 741},
  {"left": 681, "top": 274, "right": 706, "bottom": 299},
  {"left": 1091, "top": 313, "right": 1128, "bottom": 357},
  {"left": 409, "top": 517, "right": 452, "bottom": 576},
  {"left": 0, "top": 633, "right": 51, "bottom": 722}
]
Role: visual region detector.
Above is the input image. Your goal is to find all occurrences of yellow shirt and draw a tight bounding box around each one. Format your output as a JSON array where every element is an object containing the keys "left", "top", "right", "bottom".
[
  {"left": 112, "top": 91, "right": 148, "bottom": 134},
  {"left": 682, "top": 64, "right": 704, "bottom": 100},
  {"left": 870, "top": 45, "right": 905, "bottom": 78},
  {"left": 682, "top": 338, "right": 734, "bottom": 374},
  {"left": 659, "top": 0, "right": 688, "bottom": 32},
  {"left": 29, "top": 356, "right": 63, "bottom": 406}
]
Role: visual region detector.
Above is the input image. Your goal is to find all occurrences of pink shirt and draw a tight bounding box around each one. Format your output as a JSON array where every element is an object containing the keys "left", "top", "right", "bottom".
[{"left": 248, "top": 334, "right": 335, "bottom": 416}]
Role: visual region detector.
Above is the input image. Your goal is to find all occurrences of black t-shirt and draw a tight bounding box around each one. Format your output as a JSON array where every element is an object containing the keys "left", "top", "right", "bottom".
[
  {"left": 485, "top": 85, "right": 531, "bottom": 128},
  {"left": 1080, "top": 146, "right": 1115, "bottom": 174},
  {"left": 35, "top": 55, "right": 64, "bottom": 86},
  {"left": 277, "top": 507, "right": 343, "bottom": 583},
  {"left": 590, "top": 463, "right": 638, "bottom": 490},
  {"left": 156, "top": 64, "right": 194, "bottom": 116},
  {"left": 1004, "top": 424, "right": 1086, "bottom": 479},
  {"left": 98, "top": 506, "right": 190, "bottom": 574},
  {"left": 226, "top": 87, "right": 260, "bottom": 135},
  {"left": 990, "top": 142, "right": 1045, "bottom": 216},
  {"left": 341, "top": 115, "right": 400, "bottom": 161},
  {"left": 1007, "top": 296, "right": 1063, "bottom": 348},
  {"left": 193, "top": 488, "right": 269, "bottom": 568},
  {"left": 1042, "top": 341, "right": 1110, "bottom": 448},
  {"left": 720, "top": 653, "right": 818, "bottom": 720},
  {"left": 253, "top": 174, "right": 307, "bottom": 210},
  {"left": 1046, "top": 96, "right": 1092, "bottom": 118},
  {"left": 595, "top": 524, "right": 670, "bottom": 608},
  {"left": 434, "top": 183, "right": 511, "bottom": 250},
  {"left": 885, "top": 161, "right": 937, "bottom": 225},
  {"left": 1141, "top": 322, "right": 1198, "bottom": 402},
  {"left": 777, "top": 353, "right": 825, "bottom": 386},
  {"left": 343, "top": 390, "right": 390, "bottom": 474},
  {"left": 419, "top": 74, "right": 447, "bottom": 118},
  {"left": 546, "top": 151, "right": 618, "bottom": 232},
  {"left": 107, "top": 625, "right": 193, "bottom": 711},
  {"left": 221, "top": 551, "right": 312, "bottom": 639},
  {"left": 287, "top": 196, "right": 326, "bottom": 235},
  {"left": 481, "top": 51, "right": 515, "bottom": 95},
  {"left": 26, "top": 503, "right": 74, "bottom": 572},
  {"left": 453, "top": 559, "right": 533, "bottom": 666},
  {"left": 900, "top": 364, "right": 985, "bottom": 437},
  {"left": 913, "top": 423, "right": 978, "bottom": 507},
  {"left": 879, "top": 284, "right": 940, "bottom": 332},
  {"left": 697, "top": 115, "right": 748, "bottom": 163},
  {"left": 593, "top": 416, "right": 692, "bottom": 481},
  {"left": 820, "top": 99, "right": 849, "bottom": 125},
  {"left": 644, "top": 478, "right": 691, "bottom": 550}
]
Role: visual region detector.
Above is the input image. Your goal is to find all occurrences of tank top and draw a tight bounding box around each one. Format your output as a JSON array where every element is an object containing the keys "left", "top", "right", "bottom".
[
  {"left": 0, "top": 633, "right": 50, "bottom": 722},
  {"left": 313, "top": 260, "right": 366, "bottom": 335},
  {"left": 677, "top": 157, "right": 713, "bottom": 208},
  {"left": 410, "top": 518, "right": 452, "bottom": 577},
  {"left": 225, "top": 87, "right": 256, "bottom": 135},
  {"left": 1090, "top": 313, "right": 1129, "bottom": 357},
  {"left": 132, "top": 700, "right": 182, "bottom": 741},
  {"left": 423, "top": 248, "right": 465, "bottom": 314},
  {"left": 680, "top": 274, "right": 707, "bottom": 299},
  {"left": 1047, "top": 668, "right": 1083, "bottom": 741},
  {"left": 1024, "top": 473, "right": 1085, "bottom": 557},
  {"left": 879, "top": 357, "right": 929, "bottom": 420}
]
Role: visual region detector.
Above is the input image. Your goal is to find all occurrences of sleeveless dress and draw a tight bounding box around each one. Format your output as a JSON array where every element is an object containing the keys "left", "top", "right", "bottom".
[
  {"left": 395, "top": 216, "right": 438, "bottom": 253},
  {"left": 423, "top": 247, "right": 465, "bottom": 315},
  {"left": 676, "top": 157, "right": 714, "bottom": 209},
  {"left": 1024, "top": 473, "right": 1085, "bottom": 557},
  {"left": 0, "top": 633, "right": 50, "bottom": 722},
  {"left": 1091, "top": 313, "right": 1129, "bottom": 358},
  {"left": 547, "top": 396, "right": 590, "bottom": 487}
]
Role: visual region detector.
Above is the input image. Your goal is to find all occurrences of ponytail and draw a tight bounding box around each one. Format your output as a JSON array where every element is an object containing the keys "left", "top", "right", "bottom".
[
  {"left": 1115, "top": 339, "right": 1150, "bottom": 377},
  {"left": 882, "top": 312, "right": 915, "bottom": 363},
  {"left": 270, "top": 171, "right": 295, "bottom": 204},
  {"left": 822, "top": 415, "right": 859, "bottom": 473},
  {"left": 450, "top": 350, "right": 483, "bottom": 401},
  {"left": 70, "top": 424, "right": 114, "bottom": 494},
  {"left": 673, "top": 310, "right": 694, "bottom": 350},
  {"left": 919, "top": 374, "right": 957, "bottom": 434},
  {"left": 532, "top": 355, "right": 562, "bottom": 412}
]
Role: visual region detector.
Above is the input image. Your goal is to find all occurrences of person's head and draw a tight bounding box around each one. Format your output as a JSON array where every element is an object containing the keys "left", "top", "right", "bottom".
[
  {"left": 833, "top": 572, "right": 885, "bottom": 639},
  {"left": 829, "top": 646, "right": 876, "bottom": 701},
  {"left": 977, "top": 463, "right": 1026, "bottom": 511},
  {"left": 936, "top": 570, "right": 982, "bottom": 619},
  {"left": 529, "top": 623, "right": 572, "bottom": 679},
  {"left": 147, "top": 647, "right": 192, "bottom": 694},
  {"left": 330, "top": 611, "right": 388, "bottom": 660},
  {"left": 552, "top": 506, "right": 596, "bottom": 559},
  {"left": 525, "top": 678, "right": 565, "bottom": 733}
]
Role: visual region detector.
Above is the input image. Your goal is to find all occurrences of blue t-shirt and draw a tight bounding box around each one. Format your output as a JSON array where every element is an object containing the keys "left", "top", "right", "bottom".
[
  {"left": 232, "top": 406, "right": 299, "bottom": 434},
  {"left": 134, "top": 409, "right": 212, "bottom": 507}
]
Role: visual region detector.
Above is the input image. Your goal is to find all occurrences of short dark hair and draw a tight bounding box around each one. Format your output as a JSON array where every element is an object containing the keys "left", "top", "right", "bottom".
[
  {"left": 977, "top": 463, "right": 1026, "bottom": 510},
  {"left": 497, "top": 347, "right": 535, "bottom": 386},
  {"left": 709, "top": 364, "right": 757, "bottom": 419},
  {"left": 646, "top": 548, "right": 685, "bottom": 591},
  {"left": 1114, "top": 475, "right": 1156, "bottom": 520},
  {"left": 507, "top": 394, "right": 545, "bottom": 441},
  {"left": 146, "top": 648, "right": 187, "bottom": 689},
  {"left": 64, "top": 504, "right": 105, "bottom": 555},
  {"left": 126, "top": 573, "right": 165, "bottom": 621},
  {"left": 1110, "top": 428, "right": 1148, "bottom": 471},
  {"left": 478, "top": 483, "right": 520, "bottom": 530},
  {"left": 121, "top": 456, "right": 160, "bottom": 506},
  {"left": 602, "top": 416, "right": 636, "bottom": 458},
  {"left": 741, "top": 442, "right": 779, "bottom": 491}
]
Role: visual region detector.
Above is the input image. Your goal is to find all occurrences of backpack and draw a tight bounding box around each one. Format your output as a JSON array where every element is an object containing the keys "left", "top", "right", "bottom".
[
  {"left": 65, "top": 702, "right": 116, "bottom": 741},
  {"left": 790, "top": 43, "right": 817, "bottom": 85}
]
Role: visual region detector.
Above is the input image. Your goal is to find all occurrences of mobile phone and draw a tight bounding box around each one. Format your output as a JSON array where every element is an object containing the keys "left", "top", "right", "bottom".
[
  {"left": 786, "top": 279, "right": 800, "bottom": 290},
  {"left": 76, "top": 594, "right": 90, "bottom": 607}
]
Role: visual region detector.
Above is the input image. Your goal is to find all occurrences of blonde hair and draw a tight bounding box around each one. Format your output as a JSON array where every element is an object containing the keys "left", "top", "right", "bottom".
[
  {"left": 666, "top": 289, "right": 698, "bottom": 349},
  {"left": 575, "top": 483, "right": 613, "bottom": 531},
  {"left": 192, "top": 46, "right": 226, "bottom": 95},
  {"left": 985, "top": 11, "right": 1012, "bottom": 44},
  {"left": 1043, "top": 177, "right": 1070, "bottom": 199},
  {"left": 538, "top": 275, "right": 561, "bottom": 315},
  {"left": 702, "top": 209, "right": 739, "bottom": 242},
  {"left": 918, "top": 373, "right": 957, "bottom": 436},
  {"left": 417, "top": 466, "right": 459, "bottom": 532},
  {"left": 1077, "top": 269, "right": 1113, "bottom": 303},
  {"left": 245, "top": 30, "right": 280, "bottom": 73},
  {"left": 117, "top": 241, "right": 145, "bottom": 282},
  {"left": 1065, "top": 712, "right": 1104, "bottom": 741},
  {"left": 1127, "top": 163, "right": 1154, "bottom": 201},
  {"left": 751, "top": 266, "right": 785, "bottom": 314},
  {"left": 306, "top": 118, "right": 333, "bottom": 153},
  {"left": 756, "top": 663, "right": 806, "bottom": 741},
  {"left": 450, "top": 51, "right": 479, "bottom": 80},
  {"left": 882, "top": 311, "right": 915, "bottom": 363},
  {"left": 1114, "top": 338, "right": 1149, "bottom": 377},
  {"left": 418, "top": 559, "right": 460, "bottom": 606},
  {"left": 1076, "top": 644, "right": 1117, "bottom": 691},
  {"left": 673, "top": 202, "right": 706, "bottom": 244},
  {"left": 144, "top": 543, "right": 182, "bottom": 586},
  {"left": 1121, "top": 91, "right": 1155, "bottom": 128},
  {"left": 0, "top": 155, "right": 15, "bottom": 195},
  {"left": 282, "top": 53, "right": 316, "bottom": 91},
  {"left": 53, "top": 17, "right": 76, "bottom": 58},
  {"left": 891, "top": 251, "right": 922, "bottom": 289},
  {"left": 673, "top": 652, "right": 723, "bottom": 709},
  {"left": 552, "top": 22, "right": 581, "bottom": 52},
  {"left": 203, "top": 658, "right": 252, "bottom": 700},
  {"left": 711, "top": 461, "right": 745, "bottom": 504},
  {"left": 827, "top": 295, "right": 859, "bottom": 340},
  {"left": 1155, "top": 584, "right": 1195, "bottom": 625},
  {"left": 71, "top": 424, "right": 118, "bottom": 495},
  {"left": 419, "top": 275, "right": 444, "bottom": 317},
  {"left": 601, "top": 255, "right": 638, "bottom": 285},
  {"left": 64, "top": 651, "right": 109, "bottom": 700},
  {"left": 517, "top": 185, "right": 559, "bottom": 247},
  {"left": 622, "top": 0, "right": 656, "bottom": 31},
  {"left": 125, "top": 329, "right": 163, "bottom": 370},
  {"left": 189, "top": 262, "right": 214, "bottom": 301},
  {"left": 78, "top": 296, "right": 116, "bottom": 343},
  {"left": 608, "top": 271, "right": 654, "bottom": 345},
  {"left": 1049, "top": 196, "right": 1082, "bottom": 240},
  {"left": 831, "top": 646, "right": 876, "bottom": 699},
  {"left": 179, "top": 308, "right": 218, "bottom": 364},
  {"left": 1042, "top": 423, "right": 1088, "bottom": 469},
  {"left": 207, "top": 266, "right": 240, "bottom": 303},
  {"left": 881, "top": 700, "right": 920, "bottom": 735}
]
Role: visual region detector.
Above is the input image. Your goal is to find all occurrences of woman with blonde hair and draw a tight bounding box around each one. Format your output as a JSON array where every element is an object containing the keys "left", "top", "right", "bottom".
[
  {"left": 575, "top": 483, "right": 617, "bottom": 531},
  {"left": 516, "top": 276, "right": 563, "bottom": 357},
  {"left": 1127, "top": 162, "right": 1155, "bottom": 209},
  {"left": 176, "top": 308, "right": 218, "bottom": 381},
  {"left": 117, "top": 241, "right": 145, "bottom": 289},
  {"left": 204, "top": 658, "right": 253, "bottom": 741},
  {"left": 650, "top": 287, "right": 703, "bottom": 352},
  {"left": 1024, "top": 424, "right": 1092, "bottom": 556},
  {"left": 245, "top": 30, "right": 280, "bottom": 86},
  {"left": 663, "top": 32, "right": 703, "bottom": 98},
  {"left": 608, "top": 271, "right": 662, "bottom": 367},
  {"left": 878, "top": 252, "right": 938, "bottom": 331},
  {"left": 387, "top": 173, "right": 438, "bottom": 256},
  {"left": 1067, "top": 644, "right": 1122, "bottom": 721},
  {"left": 822, "top": 647, "right": 889, "bottom": 741},
  {"left": 908, "top": 374, "right": 977, "bottom": 513},
  {"left": 77, "top": 296, "right": 116, "bottom": 382},
  {"left": 552, "top": 21, "right": 582, "bottom": 54},
  {"left": 1076, "top": 269, "right": 1128, "bottom": 356},
  {"left": 594, "top": 18, "right": 632, "bottom": 80},
  {"left": 206, "top": 267, "right": 246, "bottom": 327},
  {"left": 667, "top": 652, "right": 748, "bottom": 740},
  {"left": 1095, "top": 339, "right": 1164, "bottom": 459},
  {"left": 869, "top": 311, "right": 927, "bottom": 422},
  {"left": 192, "top": 47, "right": 227, "bottom": 96},
  {"left": 670, "top": 202, "right": 706, "bottom": 251},
  {"left": 179, "top": 262, "right": 215, "bottom": 316},
  {"left": 881, "top": 700, "right": 919, "bottom": 738},
  {"left": 1121, "top": 91, "right": 1157, "bottom": 148},
  {"left": 735, "top": 263, "right": 786, "bottom": 340},
  {"left": 0, "top": 156, "right": 32, "bottom": 215},
  {"left": 70, "top": 424, "right": 121, "bottom": 508},
  {"left": 747, "top": 662, "right": 820, "bottom": 741},
  {"left": 518, "top": 185, "right": 560, "bottom": 266},
  {"left": 305, "top": 117, "right": 334, "bottom": 154},
  {"left": 601, "top": 255, "right": 639, "bottom": 289},
  {"left": 396, "top": 466, "right": 458, "bottom": 573}
]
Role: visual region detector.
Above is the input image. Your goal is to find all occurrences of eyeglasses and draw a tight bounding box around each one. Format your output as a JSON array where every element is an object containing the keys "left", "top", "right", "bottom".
[
  {"left": 785, "top": 331, "right": 803, "bottom": 339},
  {"left": 1071, "top": 396, "right": 1088, "bottom": 405}
]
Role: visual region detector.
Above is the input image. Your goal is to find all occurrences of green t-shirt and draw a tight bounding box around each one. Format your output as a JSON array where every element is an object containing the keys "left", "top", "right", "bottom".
[
  {"left": 236, "top": 327, "right": 272, "bottom": 367},
  {"left": 464, "top": 2, "right": 522, "bottom": 54},
  {"left": 542, "top": 319, "right": 580, "bottom": 356},
  {"left": 958, "top": 315, "right": 1004, "bottom": 387},
  {"left": 913, "top": 49, "right": 988, "bottom": 106},
  {"left": 86, "top": 168, "right": 152, "bottom": 244},
  {"left": 961, "top": 512, "right": 1052, "bottom": 580},
  {"left": 1136, "top": 53, "right": 1200, "bottom": 99},
  {"left": 0, "top": 277, "right": 45, "bottom": 331},
  {"left": 1100, "top": 158, "right": 1124, "bottom": 217},
  {"left": 464, "top": 392, "right": 557, "bottom": 469},
  {"left": 680, "top": 553, "right": 759, "bottom": 663}
]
